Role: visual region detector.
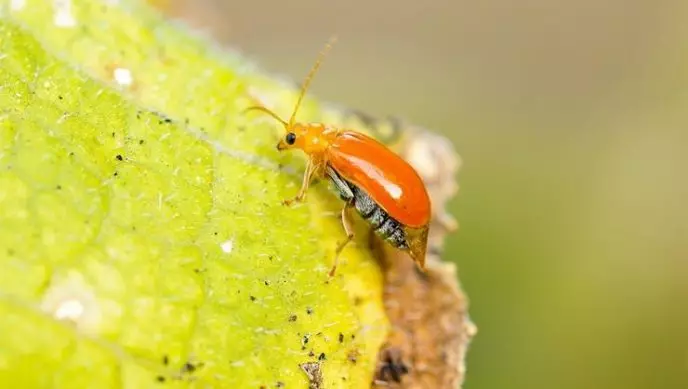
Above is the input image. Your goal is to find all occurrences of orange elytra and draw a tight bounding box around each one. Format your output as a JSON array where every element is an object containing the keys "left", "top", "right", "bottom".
[{"left": 244, "top": 36, "right": 431, "bottom": 276}]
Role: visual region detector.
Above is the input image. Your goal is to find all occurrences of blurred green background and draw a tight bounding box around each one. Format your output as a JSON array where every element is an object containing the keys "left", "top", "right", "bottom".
[{"left": 157, "top": 1, "right": 688, "bottom": 388}]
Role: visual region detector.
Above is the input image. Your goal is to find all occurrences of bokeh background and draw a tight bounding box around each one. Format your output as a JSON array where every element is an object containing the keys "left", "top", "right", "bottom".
[{"left": 154, "top": 1, "right": 688, "bottom": 388}]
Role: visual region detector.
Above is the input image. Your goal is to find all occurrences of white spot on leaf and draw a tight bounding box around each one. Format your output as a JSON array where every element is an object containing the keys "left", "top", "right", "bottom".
[
  {"left": 54, "top": 299, "right": 84, "bottom": 321},
  {"left": 113, "top": 67, "right": 133, "bottom": 86},
  {"left": 221, "top": 239, "right": 234, "bottom": 254},
  {"left": 41, "top": 271, "right": 101, "bottom": 334},
  {"left": 53, "top": 0, "right": 76, "bottom": 27},
  {"left": 10, "top": 0, "right": 26, "bottom": 11}
]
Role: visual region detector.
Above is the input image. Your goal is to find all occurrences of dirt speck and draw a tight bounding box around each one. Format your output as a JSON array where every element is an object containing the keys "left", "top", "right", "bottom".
[{"left": 300, "top": 362, "right": 323, "bottom": 389}]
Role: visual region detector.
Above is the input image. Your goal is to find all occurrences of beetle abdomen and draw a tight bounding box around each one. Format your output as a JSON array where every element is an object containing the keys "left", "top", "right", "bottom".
[
  {"left": 353, "top": 187, "right": 408, "bottom": 249},
  {"left": 327, "top": 166, "right": 409, "bottom": 250}
]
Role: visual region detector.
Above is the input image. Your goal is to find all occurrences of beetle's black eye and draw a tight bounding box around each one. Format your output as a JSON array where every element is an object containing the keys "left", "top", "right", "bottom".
[{"left": 285, "top": 132, "right": 296, "bottom": 145}]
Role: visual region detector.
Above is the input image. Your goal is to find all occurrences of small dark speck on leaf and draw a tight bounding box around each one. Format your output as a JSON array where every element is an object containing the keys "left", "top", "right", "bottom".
[
  {"left": 56, "top": 185, "right": 62, "bottom": 190},
  {"left": 289, "top": 314, "right": 297, "bottom": 322},
  {"left": 156, "top": 375, "right": 166, "bottom": 383},
  {"left": 111, "top": 132, "right": 115, "bottom": 137},
  {"left": 164, "top": 118, "right": 172, "bottom": 124},
  {"left": 116, "top": 154, "right": 123, "bottom": 161},
  {"left": 306, "top": 307, "right": 313, "bottom": 315},
  {"left": 347, "top": 349, "right": 358, "bottom": 364},
  {"left": 318, "top": 353, "right": 326, "bottom": 361},
  {"left": 308, "top": 350, "right": 315, "bottom": 357},
  {"left": 276, "top": 382, "right": 285, "bottom": 388},
  {"left": 113, "top": 172, "right": 119, "bottom": 177},
  {"left": 339, "top": 333, "right": 344, "bottom": 343},
  {"left": 181, "top": 361, "right": 203, "bottom": 374},
  {"left": 185, "top": 118, "right": 190, "bottom": 124},
  {"left": 163, "top": 355, "right": 169, "bottom": 365},
  {"left": 58, "top": 95, "right": 63, "bottom": 100},
  {"left": 139, "top": 139, "right": 145, "bottom": 145},
  {"left": 264, "top": 280, "right": 270, "bottom": 286},
  {"left": 250, "top": 296, "right": 256, "bottom": 302}
]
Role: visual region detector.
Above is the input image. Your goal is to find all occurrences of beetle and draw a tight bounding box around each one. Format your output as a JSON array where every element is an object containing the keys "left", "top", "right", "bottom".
[{"left": 244, "top": 37, "right": 431, "bottom": 276}]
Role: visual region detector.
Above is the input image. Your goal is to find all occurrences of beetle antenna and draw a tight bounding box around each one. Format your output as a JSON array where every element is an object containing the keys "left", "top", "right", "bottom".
[
  {"left": 288, "top": 35, "right": 338, "bottom": 127},
  {"left": 243, "top": 105, "right": 288, "bottom": 127}
]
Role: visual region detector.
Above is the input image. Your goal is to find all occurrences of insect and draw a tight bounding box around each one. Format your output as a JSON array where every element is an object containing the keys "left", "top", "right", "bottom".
[{"left": 244, "top": 37, "right": 431, "bottom": 276}]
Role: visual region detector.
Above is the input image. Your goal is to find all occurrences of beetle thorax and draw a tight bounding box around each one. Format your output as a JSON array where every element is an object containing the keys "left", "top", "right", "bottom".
[{"left": 292, "top": 123, "right": 338, "bottom": 157}]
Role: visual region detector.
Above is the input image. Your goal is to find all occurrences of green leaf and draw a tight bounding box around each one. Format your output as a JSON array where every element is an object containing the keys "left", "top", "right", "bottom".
[{"left": 0, "top": 1, "right": 388, "bottom": 388}]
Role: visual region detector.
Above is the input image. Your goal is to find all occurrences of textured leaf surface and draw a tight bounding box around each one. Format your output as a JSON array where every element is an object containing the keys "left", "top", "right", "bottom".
[{"left": 0, "top": 1, "right": 387, "bottom": 388}]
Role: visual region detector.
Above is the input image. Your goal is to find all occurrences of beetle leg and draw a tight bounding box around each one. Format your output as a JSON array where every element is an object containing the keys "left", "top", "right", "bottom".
[
  {"left": 329, "top": 202, "right": 355, "bottom": 277},
  {"left": 283, "top": 159, "right": 316, "bottom": 206}
]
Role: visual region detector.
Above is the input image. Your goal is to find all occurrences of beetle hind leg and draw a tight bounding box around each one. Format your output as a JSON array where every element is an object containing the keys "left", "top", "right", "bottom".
[{"left": 329, "top": 202, "right": 355, "bottom": 277}]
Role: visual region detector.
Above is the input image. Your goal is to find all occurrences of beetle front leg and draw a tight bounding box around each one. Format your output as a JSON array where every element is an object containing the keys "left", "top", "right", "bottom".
[
  {"left": 282, "top": 159, "right": 316, "bottom": 206},
  {"left": 329, "top": 202, "right": 355, "bottom": 277}
]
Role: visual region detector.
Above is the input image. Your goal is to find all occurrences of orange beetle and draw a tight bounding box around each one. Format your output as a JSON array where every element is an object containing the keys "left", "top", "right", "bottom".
[{"left": 245, "top": 37, "right": 431, "bottom": 276}]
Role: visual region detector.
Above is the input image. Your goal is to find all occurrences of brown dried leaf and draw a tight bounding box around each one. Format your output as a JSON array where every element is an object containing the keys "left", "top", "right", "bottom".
[{"left": 369, "top": 123, "right": 476, "bottom": 389}]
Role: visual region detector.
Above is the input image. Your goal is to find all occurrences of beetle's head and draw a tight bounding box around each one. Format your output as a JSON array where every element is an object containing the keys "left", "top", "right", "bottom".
[
  {"left": 276, "top": 122, "right": 305, "bottom": 151},
  {"left": 276, "top": 123, "right": 331, "bottom": 155}
]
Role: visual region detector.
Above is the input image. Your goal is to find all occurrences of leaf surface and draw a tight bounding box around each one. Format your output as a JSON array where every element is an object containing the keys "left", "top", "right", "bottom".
[{"left": 0, "top": 1, "right": 387, "bottom": 388}]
